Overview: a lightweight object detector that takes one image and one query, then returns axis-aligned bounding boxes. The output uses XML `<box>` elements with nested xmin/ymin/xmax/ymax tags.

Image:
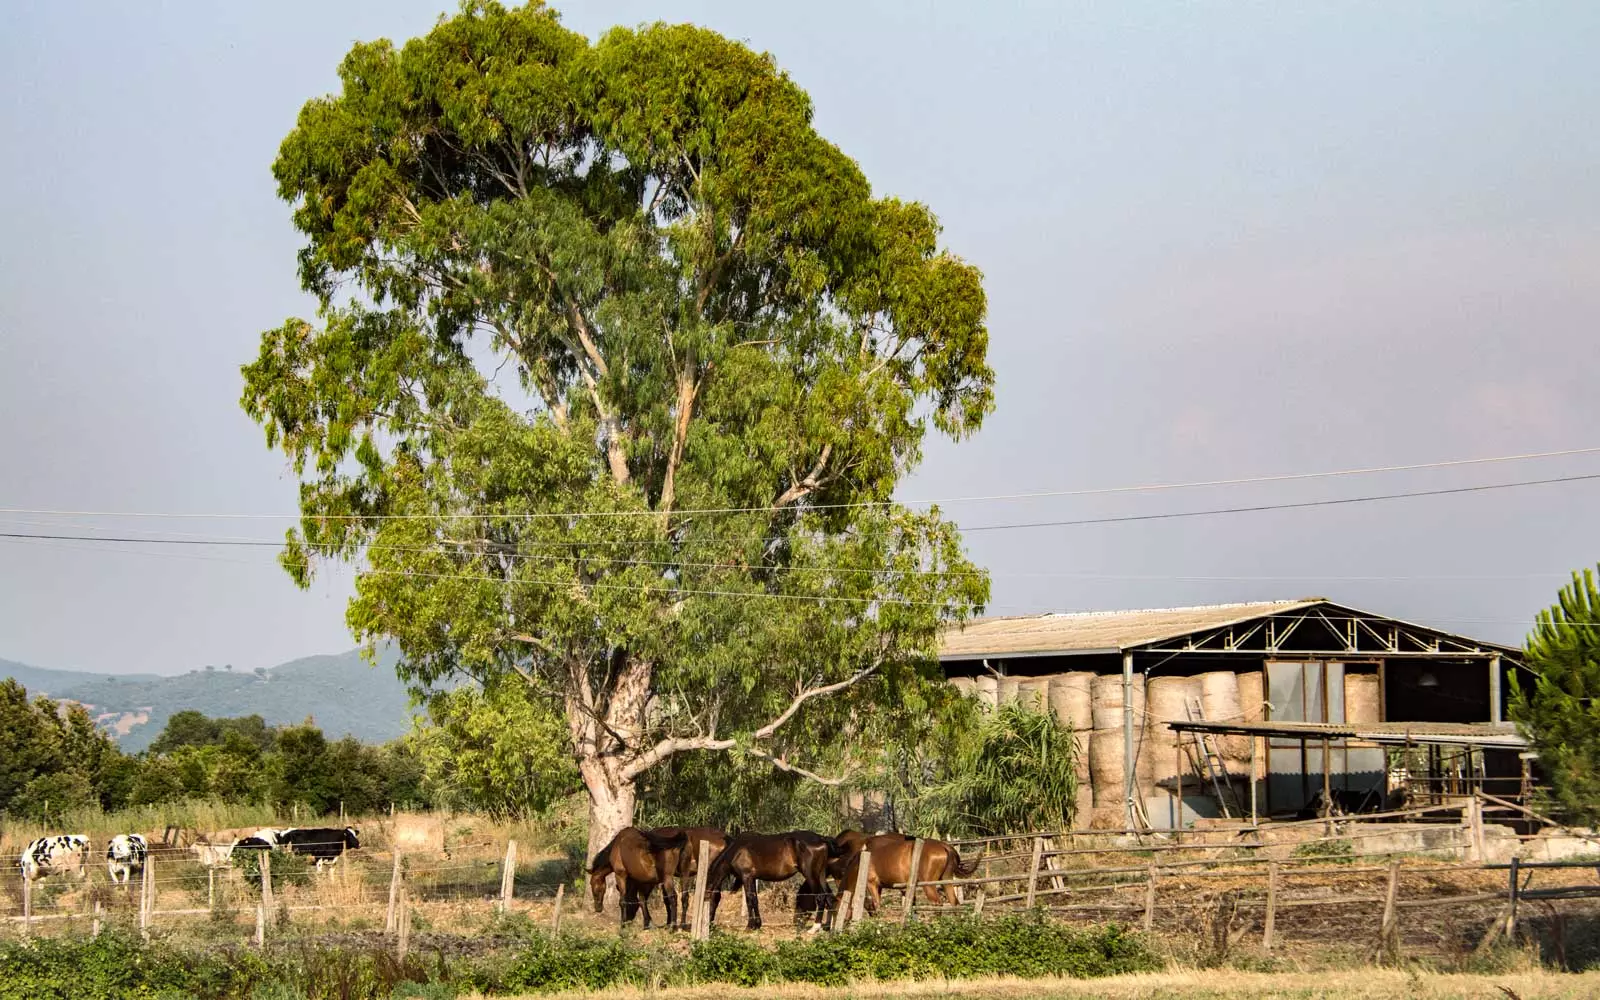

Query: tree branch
<box><xmin>658</xmin><ymin>371</ymin><xmax>699</xmax><ymax>517</ymax></box>
<box><xmin>619</xmin><ymin>733</ymin><xmax>736</xmax><ymax>781</ymax></box>
<box><xmin>772</xmin><ymin>443</ymin><xmax>833</xmax><ymax>509</ymax></box>
<box><xmin>753</xmin><ymin>661</ymin><xmax>880</xmax><ymax>740</ymax></box>
<box><xmin>747</xmin><ymin>749</ymin><xmax>848</xmax><ymax>786</ymax></box>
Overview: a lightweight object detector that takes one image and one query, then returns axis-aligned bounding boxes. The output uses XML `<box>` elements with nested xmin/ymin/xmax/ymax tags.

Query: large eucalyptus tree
<box><xmin>243</xmin><ymin>1</ymin><xmax>994</xmax><ymax>855</ymax></box>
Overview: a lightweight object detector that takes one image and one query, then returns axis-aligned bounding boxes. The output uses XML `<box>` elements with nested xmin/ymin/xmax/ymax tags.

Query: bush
<box><xmin>501</xmin><ymin>934</ymin><xmax>645</xmax><ymax>992</ymax></box>
<box><xmin>234</xmin><ymin>848</ymin><xmax>314</xmax><ymax>893</ymax></box>
<box><xmin>1291</xmin><ymin>838</ymin><xmax>1356</xmax><ymax>864</ymax></box>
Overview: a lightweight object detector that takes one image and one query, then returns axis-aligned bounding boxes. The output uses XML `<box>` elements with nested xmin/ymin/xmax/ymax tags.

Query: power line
<box><xmin>3</xmin><ymin>444</ymin><xmax>1598</xmax><ymax>522</ymax></box>
<box><xmin>4</xmin><ymin>470</ymin><xmax>1595</xmax><ymax>551</ymax></box>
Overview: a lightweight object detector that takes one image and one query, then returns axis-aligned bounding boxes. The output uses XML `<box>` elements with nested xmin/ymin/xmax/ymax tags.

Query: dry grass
<box><xmin>487</xmin><ymin>969</ymin><xmax>1600</xmax><ymax>1000</ymax></box>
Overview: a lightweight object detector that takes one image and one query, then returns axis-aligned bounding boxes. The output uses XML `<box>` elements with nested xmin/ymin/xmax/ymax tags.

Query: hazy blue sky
<box><xmin>3</xmin><ymin>2</ymin><xmax>1599</xmax><ymax>674</ymax></box>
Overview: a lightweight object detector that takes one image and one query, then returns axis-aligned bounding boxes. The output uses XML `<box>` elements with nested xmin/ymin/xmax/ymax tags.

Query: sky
<box><xmin>2</xmin><ymin>2</ymin><xmax>1599</xmax><ymax>674</ymax></box>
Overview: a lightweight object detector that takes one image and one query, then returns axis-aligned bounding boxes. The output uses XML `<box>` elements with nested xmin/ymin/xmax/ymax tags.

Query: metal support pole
<box><xmin>1489</xmin><ymin>654</ymin><xmax>1503</xmax><ymax>724</ymax></box>
<box><xmin>1122</xmin><ymin>652</ymin><xmax>1137</xmax><ymax>828</ymax></box>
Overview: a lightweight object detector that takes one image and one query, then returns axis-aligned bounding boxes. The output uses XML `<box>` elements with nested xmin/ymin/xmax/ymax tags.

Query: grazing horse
<box><xmin>587</xmin><ymin>827</ymin><xmax>689</xmax><ymax>929</ymax></box>
<box><xmin>827</xmin><ymin>829</ymin><xmax>911</xmax><ymax>880</ymax></box>
<box><xmin>650</xmin><ymin>826</ymin><xmax>741</xmax><ymax>930</ymax></box>
<box><xmin>705</xmin><ymin>831</ymin><xmax>836</xmax><ymax>931</ymax></box>
<box><xmin>834</xmin><ymin>833</ymin><xmax>981</xmax><ymax>914</ymax></box>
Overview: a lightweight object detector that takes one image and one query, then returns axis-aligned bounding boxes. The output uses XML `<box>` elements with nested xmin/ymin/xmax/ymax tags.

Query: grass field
<box><xmin>513</xmin><ymin>969</ymin><xmax>1600</xmax><ymax>999</ymax></box>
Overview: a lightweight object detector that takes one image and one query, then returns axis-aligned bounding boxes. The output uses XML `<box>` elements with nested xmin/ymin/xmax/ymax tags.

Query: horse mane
<box><xmin>587</xmin><ymin>829</ymin><xmax>627</xmax><ymax>874</ymax></box>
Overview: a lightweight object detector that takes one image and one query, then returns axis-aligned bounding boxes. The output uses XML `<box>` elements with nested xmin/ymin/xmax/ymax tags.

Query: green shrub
<box><xmin>234</xmin><ymin>848</ymin><xmax>313</xmax><ymax>893</ymax></box>
<box><xmin>1291</xmin><ymin>839</ymin><xmax>1356</xmax><ymax>864</ymax></box>
<box><xmin>501</xmin><ymin>934</ymin><xmax>645</xmax><ymax>992</ymax></box>
<box><xmin>680</xmin><ymin>933</ymin><xmax>782</xmax><ymax>986</ymax></box>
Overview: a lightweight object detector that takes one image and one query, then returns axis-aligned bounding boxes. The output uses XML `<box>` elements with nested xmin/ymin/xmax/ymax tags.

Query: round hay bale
<box><xmin>1199</xmin><ymin>671</ymin><xmax>1250</xmax><ymax>761</ymax></box>
<box><xmin>1145</xmin><ymin>676</ymin><xmax>1200</xmax><ymax>783</ymax></box>
<box><xmin>1049</xmin><ymin>672</ymin><xmax>1094</xmax><ymax>731</ymax></box>
<box><xmin>997</xmin><ymin>675</ymin><xmax>1021</xmax><ymax>706</ymax></box>
<box><xmin>948</xmin><ymin>676</ymin><xmax>977</xmax><ymax>700</ymax></box>
<box><xmin>1090</xmin><ymin>726</ymin><xmax>1138</xmax><ymax>807</ymax></box>
<box><xmin>1073</xmin><ymin>785</ymin><xmax>1096</xmax><ymax>830</ymax></box>
<box><xmin>1088</xmin><ymin>806</ymin><xmax>1127</xmax><ymax>831</ymax></box>
<box><xmin>974</xmin><ymin>675</ymin><xmax>997</xmax><ymax>707</ymax></box>
<box><xmin>1017</xmin><ymin>677</ymin><xmax>1049</xmax><ymax>713</ymax></box>
<box><xmin>1237</xmin><ymin>670</ymin><xmax>1266</xmax><ymax>721</ymax></box>
<box><xmin>1237</xmin><ymin>670</ymin><xmax>1268</xmax><ymax>767</ymax></box>
<box><xmin>1345</xmin><ymin>671</ymin><xmax>1381</xmax><ymax>724</ymax></box>
<box><xmin>1090</xmin><ymin>673</ymin><xmax>1145</xmax><ymax>731</ymax></box>
<box><xmin>1072</xmin><ymin>729</ymin><xmax>1091</xmax><ymax>781</ymax></box>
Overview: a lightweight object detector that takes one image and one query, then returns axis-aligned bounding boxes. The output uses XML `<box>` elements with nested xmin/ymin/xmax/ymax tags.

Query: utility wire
<box><xmin>3</xmin><ymin>470</ymin><xmax>1596</xmax><ymax>550</ymax></box>
<box><xmin>2</xmin><ymin>444</ymin><xmax>1598</xmax><ymax>522</ymax></box>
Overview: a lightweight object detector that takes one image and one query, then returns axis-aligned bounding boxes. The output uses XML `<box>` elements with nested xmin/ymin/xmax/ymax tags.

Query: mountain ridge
<box><xmin>0</xmin><ymin>647</ymin><xmax>418</xmax><ymax>751</ymax></box>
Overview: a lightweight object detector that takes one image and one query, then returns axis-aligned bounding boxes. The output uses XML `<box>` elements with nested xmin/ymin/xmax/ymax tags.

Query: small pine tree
<box><xmin>1510</xmin><ymin>567</ymin><xmax>1600</xmax><ymax>826</ymax></box>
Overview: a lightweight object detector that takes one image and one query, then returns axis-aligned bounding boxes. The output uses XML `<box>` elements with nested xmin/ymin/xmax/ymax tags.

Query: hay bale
<box><xmin>1090</xmin><ymin>726</ymin><xmax>1142</xmax><ymax>807</ymax></box>
<box><xmin>974</xmin><ymin>675</ymin><xmax>997</xmax><ymax>707</ymax></box>
<box><xmin>997</xmin><ymin>675</ymin><xmax>1021</xmax><ymax>706</ymax></box>
<box><xmin>1090</xmin><ymin>672</ymin><xmax>1145</xmax><ymax>731</ymax></box>
<box><xmin>948</xmin><ymin>676</ymin><xmax>978</xmax><ymax>699</ymax></box>
<box><xmin>1345</xmin><ymin>671</ymin><xmax>1381</xmax><ymax>724</ymax></box>
<box><xmin>1237</xmin><ymin>669</ymin><xmax>1268</xmax><ymax>769</ymax></box>
<box><xmin>1017</xmin><ymin>678</ymin><xmax>1049</xmax><ymax>712</ymax></box>
<box><xmin>1146</xmin><ymin>675</ymin><xmax>1200</xmax><ymax>783</ymax></box>
<box><xmin>1088</xmin><ymin>806</ymin><xmax>1127</xmax><ymax>831</ymax></box>
<box><xmin>1049</xmin><ymin>672</ymin><xmax>1094</xmax><ymax>731</ymax></box>
<box><xmin>1199</xmin><ymin>671</ymin><xmax>1250</xmax><ymax>760</ymax></box>
<box><xmin>1073</xmin><ymin>785</ymin><xmax>1096</xmax><ymax>830</ymax></box>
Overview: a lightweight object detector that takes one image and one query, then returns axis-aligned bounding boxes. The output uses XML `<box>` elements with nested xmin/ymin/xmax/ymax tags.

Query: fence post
<box><xmin>1506</xmin><ymin>856</ymin><xmax>1520</xmax><ymax>940</ymax></box>
<box><xmin>92</xmin><ymin>899</ymin><xmax>102</xmax><ymax>938</ymax></box>
<box><xmin>1378</xmin><ymin>859</ymin><xmax>1400</xmax><ymax>962</ymax></box>
<box><xmin>1473</xmin><ymin>794</ymin><xmax>1489</xmax><ymax>862</ymax></box>
<box><xmin>397</xmin><ymin>881</ymin><xmax>411</xmax><ymax>961</ymax></box>
<box><xmin>849</xmin><ymin>849</ymin><xmax>871</xmax><ymax>925</ymax></box>
<box><xmin>22</xmin><ymin>875</ymin><xmax>31</xmax><ymax>939</ymax></box>
<box><xmin>1025</xmin><ymin>836</ymin><xmax>1044</xmax><ymax>908</ymax></box>
<box><xmin>903</xmin><ymin>838</ymin><xmax>924</xmax><ymax>921</ymax></box>
<box><xmin>692</xmin><ymin>839</ymin><xmax>712</xmax><ymax>940</ymax></box>
<box><xmin>500</xmin><ymin>840</ymin><xmax>517</xmax><ymax>913</ymax></box>
<box><xmin>386</xmin><ymin>850</ymin><xmax>403</xmax><ymax>934</ymax></box>
<box><xmin>255</xmin><ymin>903</ymin><xmax>265</xmax><ymax>948</ymax></box>
<box><xmin>260</xmin><ymin>851</ymin><xmax>274</xmax><ymax>924</ymax></box>
<box><xmin>550</xmin><ymin>883</ymin><xmax>565</xmax><ymax>935</ymax></box>
<box><xmin>139</xmin><ymin>856</ymin><xmax>153</xmax><ymax>939</ymax></box>
<box><xmin>208</xmin><ymin>866</ymin><xmax>216</xmax><ymax>909</ymax></box>
<box><xmin>1143</xmin><ymin>863</ymin><xmax>1157</xmax><ymax>934</ymax></box>
<box><xmin>1263</xmin><ymin>862</ymin><xmax>1279</xmax><ymax>952</ymax></box>
<box><xmin>972</xmin><ymin>888</ymin><xmax>986</xmax><ymax>916</ymax></box>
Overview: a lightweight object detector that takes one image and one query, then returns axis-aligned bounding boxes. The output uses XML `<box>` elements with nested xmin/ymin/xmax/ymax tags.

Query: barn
<box><xmin>940</xmin><ymin>598</ymin><xmax>1529</xmax><ymax>831</ymax></box>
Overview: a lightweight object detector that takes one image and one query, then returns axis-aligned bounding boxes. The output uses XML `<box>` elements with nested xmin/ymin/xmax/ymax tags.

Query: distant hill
<box><xmin>0</xmin><ymin>647</ymin><xmax>419</xmax><ymax>751</ymax></box>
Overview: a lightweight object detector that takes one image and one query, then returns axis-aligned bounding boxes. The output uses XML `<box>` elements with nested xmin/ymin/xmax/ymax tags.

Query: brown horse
<box><xmin>704</xmin><ymin>830</ymin><xmax>837</xmax><ymax>930</ymax></box>
<box><xmin>587</xmin><ymin>827</ymin><xmax>689</xmax><ymax>929</ymax></box>
<box><xmin>834</xmin><ymin>833</ymin><xmax>980</xmax><ymax>914</ymax></box>
<box><xmin>650</xmin><ymin>826</ymin><xmax>741</xmax><ymax>930</ymax></box>
<box><xmin>827</xmin><ymin>829</ymin><xmax>911</xmax><ymax>880</ymax></box>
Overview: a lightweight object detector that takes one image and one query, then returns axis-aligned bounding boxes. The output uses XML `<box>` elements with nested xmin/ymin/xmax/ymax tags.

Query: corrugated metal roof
<box><xmin>940</xmin><ymin>599</ymin><xmax>1323</xmax><ymax>660</ymax></box>
<box><xmin>1168</xmin><ymin>719</ymin><xmax>1529</xmax><ymax>749</ymax></box>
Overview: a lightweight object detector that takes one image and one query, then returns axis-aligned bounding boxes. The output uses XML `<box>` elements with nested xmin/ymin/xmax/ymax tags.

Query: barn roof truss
<box><xmin>1136</xmin><ymin>603</ymin><xmax>1509</xmax><ymax>659</ymax></box>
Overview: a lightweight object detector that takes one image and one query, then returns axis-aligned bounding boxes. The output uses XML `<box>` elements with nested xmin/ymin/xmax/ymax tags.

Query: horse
<box><xmin>650</xmin><ymin>826</ymin><xmax>740</xmax><ymax>930</ymax></box>
<box><xmin>587</xmin><ymin>827</ymin><xmax>689</xmax><ymax>929</ymax></box>
<box><xmin>827</xmin><ymin>829</ymin><xmax>911</xmax><ymax>880</ymax></box>
<box><xmin>833</xmin><ymin>832</ymin><xmax>981</xmax><ymax>914</ymax></box>
<box><xmin>704</xmin><ymin>830</ymin><xmax>837</xmax><ymax>930</ymax></box>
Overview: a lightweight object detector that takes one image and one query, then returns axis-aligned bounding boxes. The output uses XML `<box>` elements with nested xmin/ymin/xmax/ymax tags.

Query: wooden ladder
<box><xmin>1185</xmin><ymin>698</ymin><xmax>1241</xmax><ymax>818</ymax></box>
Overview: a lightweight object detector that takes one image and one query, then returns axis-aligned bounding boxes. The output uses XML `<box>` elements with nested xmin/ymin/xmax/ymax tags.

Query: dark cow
<box><xmin>105</xmin><ymin>834</ymin><xmax>150</xmax><ymax>885</ymax></box>
<box><xmin>277</xmin><ymin>827</ymin><xmax>360</xmax><ymax>868</ymax></box>
<box><xmin>21</xmin><ymin>835</ymin><xmax>89</xmax><ymax>882</ymax></box>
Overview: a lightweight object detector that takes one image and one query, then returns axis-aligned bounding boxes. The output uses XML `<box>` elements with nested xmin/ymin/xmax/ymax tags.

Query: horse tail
<box><xmin>952</xmin><ymin>848</ymin><xmax>982</xmax><ymax>878</ymax></box>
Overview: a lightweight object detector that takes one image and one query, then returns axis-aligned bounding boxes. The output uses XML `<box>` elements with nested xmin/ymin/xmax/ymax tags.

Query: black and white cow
<box><xmin>278</xmin><ymin>827</ymin><xmax>360</xmax><ymax>868</ymax></box>
<box><xmin>105</xmin><ymin>834</ymin><xmax>149</xmax><ymax>885</ymax></box>
<box><xmin>21</xmin><ymin>835</ymin><xmax>89</xmax><ymax>882</ymax></box>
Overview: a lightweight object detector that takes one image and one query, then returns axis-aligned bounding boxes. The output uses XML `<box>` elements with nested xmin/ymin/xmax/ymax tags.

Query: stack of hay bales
<box><xmin>1198</xmin><ymin>670</ymin><xmax>1251</xmax><ymax>765</ymax></box>
<box><xmin>973</xmin><ymin>675</ymin><xmax>998</xmax><ymax>707</ymax></box>
<box><xmin>1237</xmin><ymin>669</ymin><xmax>1268</xmax><ymax>768</ymax></box>
<box><xmin>1017</xmin><ymin>677</ymin><xmax>1050</xmax><ymax>712</ymax></box>
<box><xmin>1088</xmin><ymin>673</ymin><xmax>1149</xmax><ymax>808</ymax></box>
<box><xmin>1146</xmin><ymin>675</ymin><xmax>1201</xmax><ymax>787</ymax></box>
<box><xmin>1048</xmin><ymin>673</ymin><xmax>1095</xmax><ymax>822</ymax></box>
<box><xmin>997</xmin><ymin>675</ymin><xmax>1021</xmax><ymax>706</ymax></box>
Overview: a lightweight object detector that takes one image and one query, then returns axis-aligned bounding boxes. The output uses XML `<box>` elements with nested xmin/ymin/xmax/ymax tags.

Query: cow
<box><xmin>21</xmin><ymin>835</ymin><xmax>89</xmax><ymax>882</ymax></box>
<box><xmin>105</xmin><ymin>834</ymin><xmax>149</xmax><ymax>885</ymax></box>
<box><xmin>277</xmin><ymin>827</ymin><xmax>360</xmax><ymax>868</ymax></box>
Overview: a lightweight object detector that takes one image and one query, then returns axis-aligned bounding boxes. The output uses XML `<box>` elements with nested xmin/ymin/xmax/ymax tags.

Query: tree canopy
<box><xmin>243</xmin><ymin>0</ymin><xmax>993</xmax><ymax>853</ymax></box>
<box><xmin>1511</xmin><ymin>567</ymin><xmax>1600</xmax><ymax>826</ymax></box>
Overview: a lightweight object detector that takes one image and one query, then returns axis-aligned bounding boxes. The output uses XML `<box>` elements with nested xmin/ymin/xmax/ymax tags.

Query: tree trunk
<box><xmin>582</xmin><ymin>758</ymin><xmax>637</xmax><ymax>912</ymax></box>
